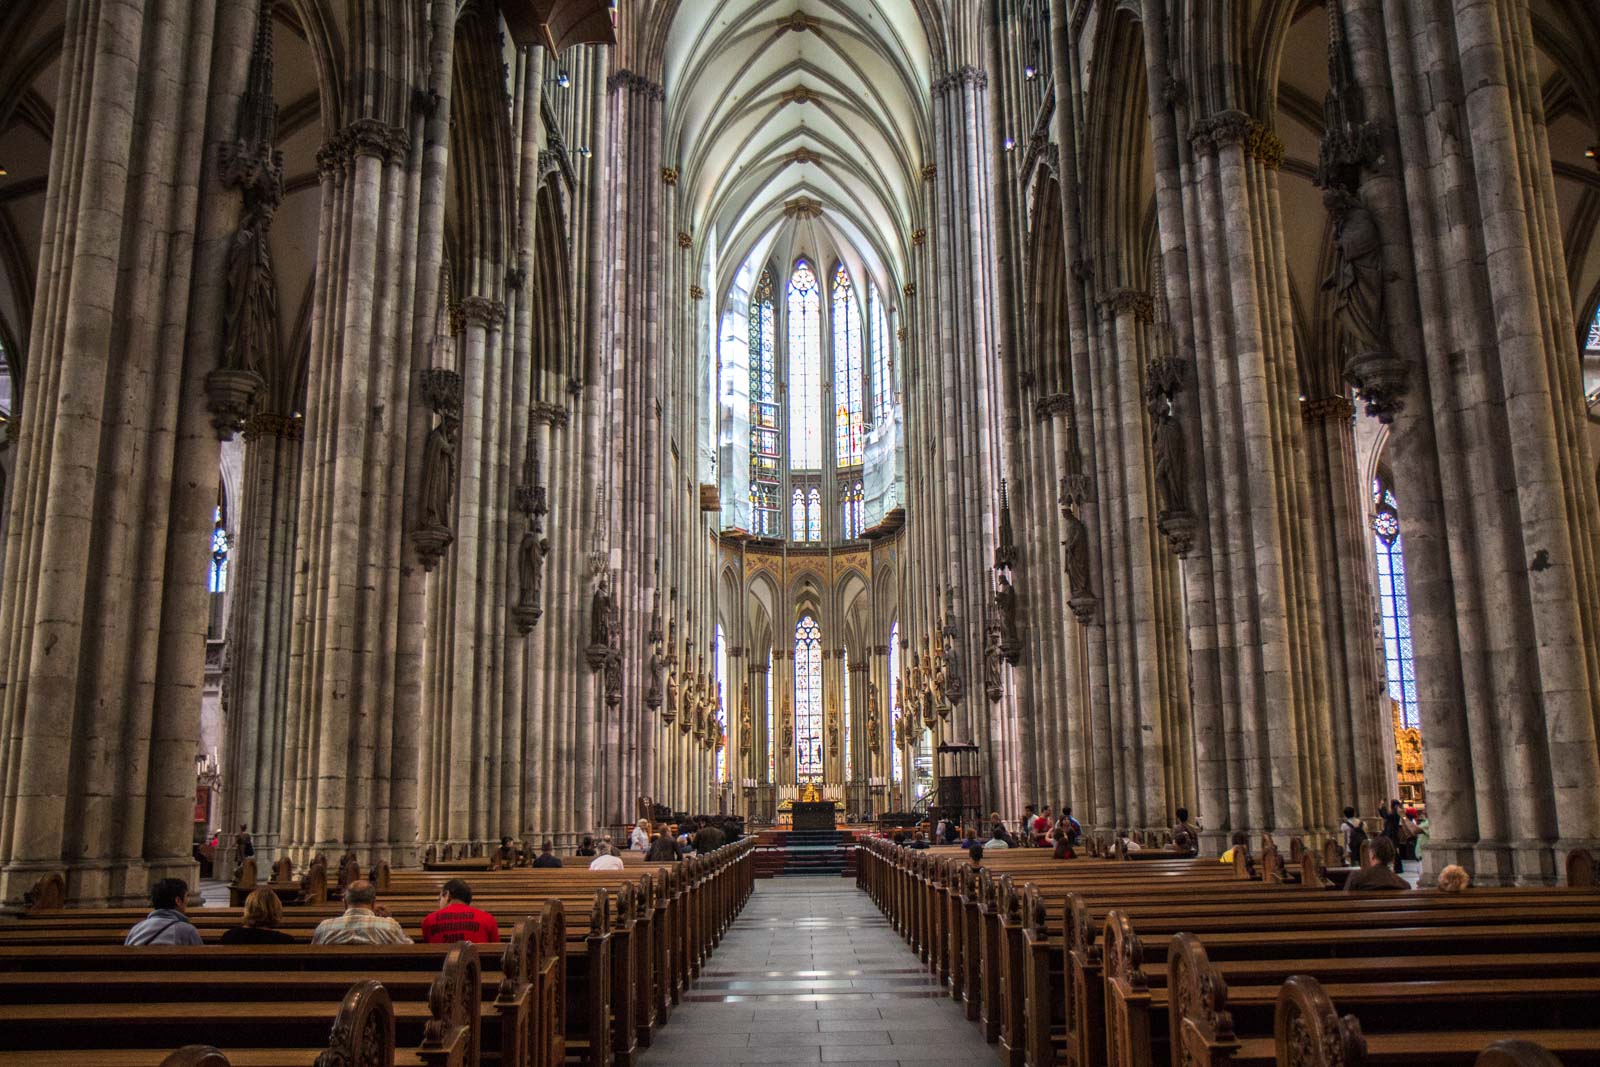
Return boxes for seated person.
[1171,807,1199,853]
[421,878,500,944]
[531,839,563,868]
[908,831,931,850]
[966,844,984,870]
[312,880,412,944]
[985,826,1011,850]
[574,836,597,858]
[221,887,297,944]
[959,825,981,849]
[1345,836,1410,892]
[125,878,203,946]
[1051,829,1075,860]
[490,836,517,870]
[1436,864,1471,893]
[589,846,626,871]
[646,833,681,862]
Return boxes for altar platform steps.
[753,828,859,879]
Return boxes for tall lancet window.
[795,615,824,781]
[209,504,230,594]
[715,625,728,783]
[791,488,807,541]
[840,479,864,539]
[833,263,865,466]
[748,268,779,536]
[888,623,901,785]
[807,487,822,541]
[788,260,823,470]
[869,283,891,426]
[1373,477,1418,730]
[1588,306,1600,351]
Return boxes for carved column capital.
[532,402,569,428]
[1300,395,1356,421]
[1034,392,1072,421]
[243,411,305,442]
[458,297,506,328]
[343,118,411,163]
[1100,288,1155,324]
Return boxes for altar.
[791,801,837,832]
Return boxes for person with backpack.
[1339,806,1367,866]
[1061,807,1082,848]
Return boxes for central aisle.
[637,879,1003,1065]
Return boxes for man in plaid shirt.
[311,880,412,944]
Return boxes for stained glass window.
[842,650,853,777]
[791,488,807,541]
[0,339,12,418]
[209,505,230,594]
[748,269,780,536]
[1588,306,1600,352]
[795,615,824,780]
[788,260,823,469]
[1373,478,1418,730]
[807,487,822,542]
[833,263,866,466]
[888,623,901,785]
[840,479,865,539]
[715,624,728,783]
[869,284,891,426]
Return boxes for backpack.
[1065,817,1082,845]
[1343,819,1368,862]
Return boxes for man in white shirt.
[589,847,625,871]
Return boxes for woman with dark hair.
[575,836,597,858]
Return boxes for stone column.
[281,98,429,862]
[0,0,256,906]
[1341,0,1600,881]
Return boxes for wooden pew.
[0,943,478,1067]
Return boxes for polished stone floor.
[637,878,1004,1066]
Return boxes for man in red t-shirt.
[420,879,501,945]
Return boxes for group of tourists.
[124,878,499,947]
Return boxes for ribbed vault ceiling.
[663,0,931,302]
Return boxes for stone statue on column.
[207,0,282,439]
[1316,0,1407,421]
[645,641,665,712]
[983,617,1004,704]
[588,576,613,659]
[1145,357,1198,556]
[512,478,549,635]
[940,587,965,705]
[412,367,463,572]
[994,571,1021,664]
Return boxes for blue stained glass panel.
[795,616,824,781]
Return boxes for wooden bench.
[0,942,482,1067]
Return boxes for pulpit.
[792,801,837,832]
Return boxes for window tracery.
[748,268,779,536]
[833,263,865,466]
[795,615,823,780]
[870,283,891,426]
[1373,477,1418,730]
[889,623,901,785]
[788,260,823,471]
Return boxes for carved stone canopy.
[500,0,618,52]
